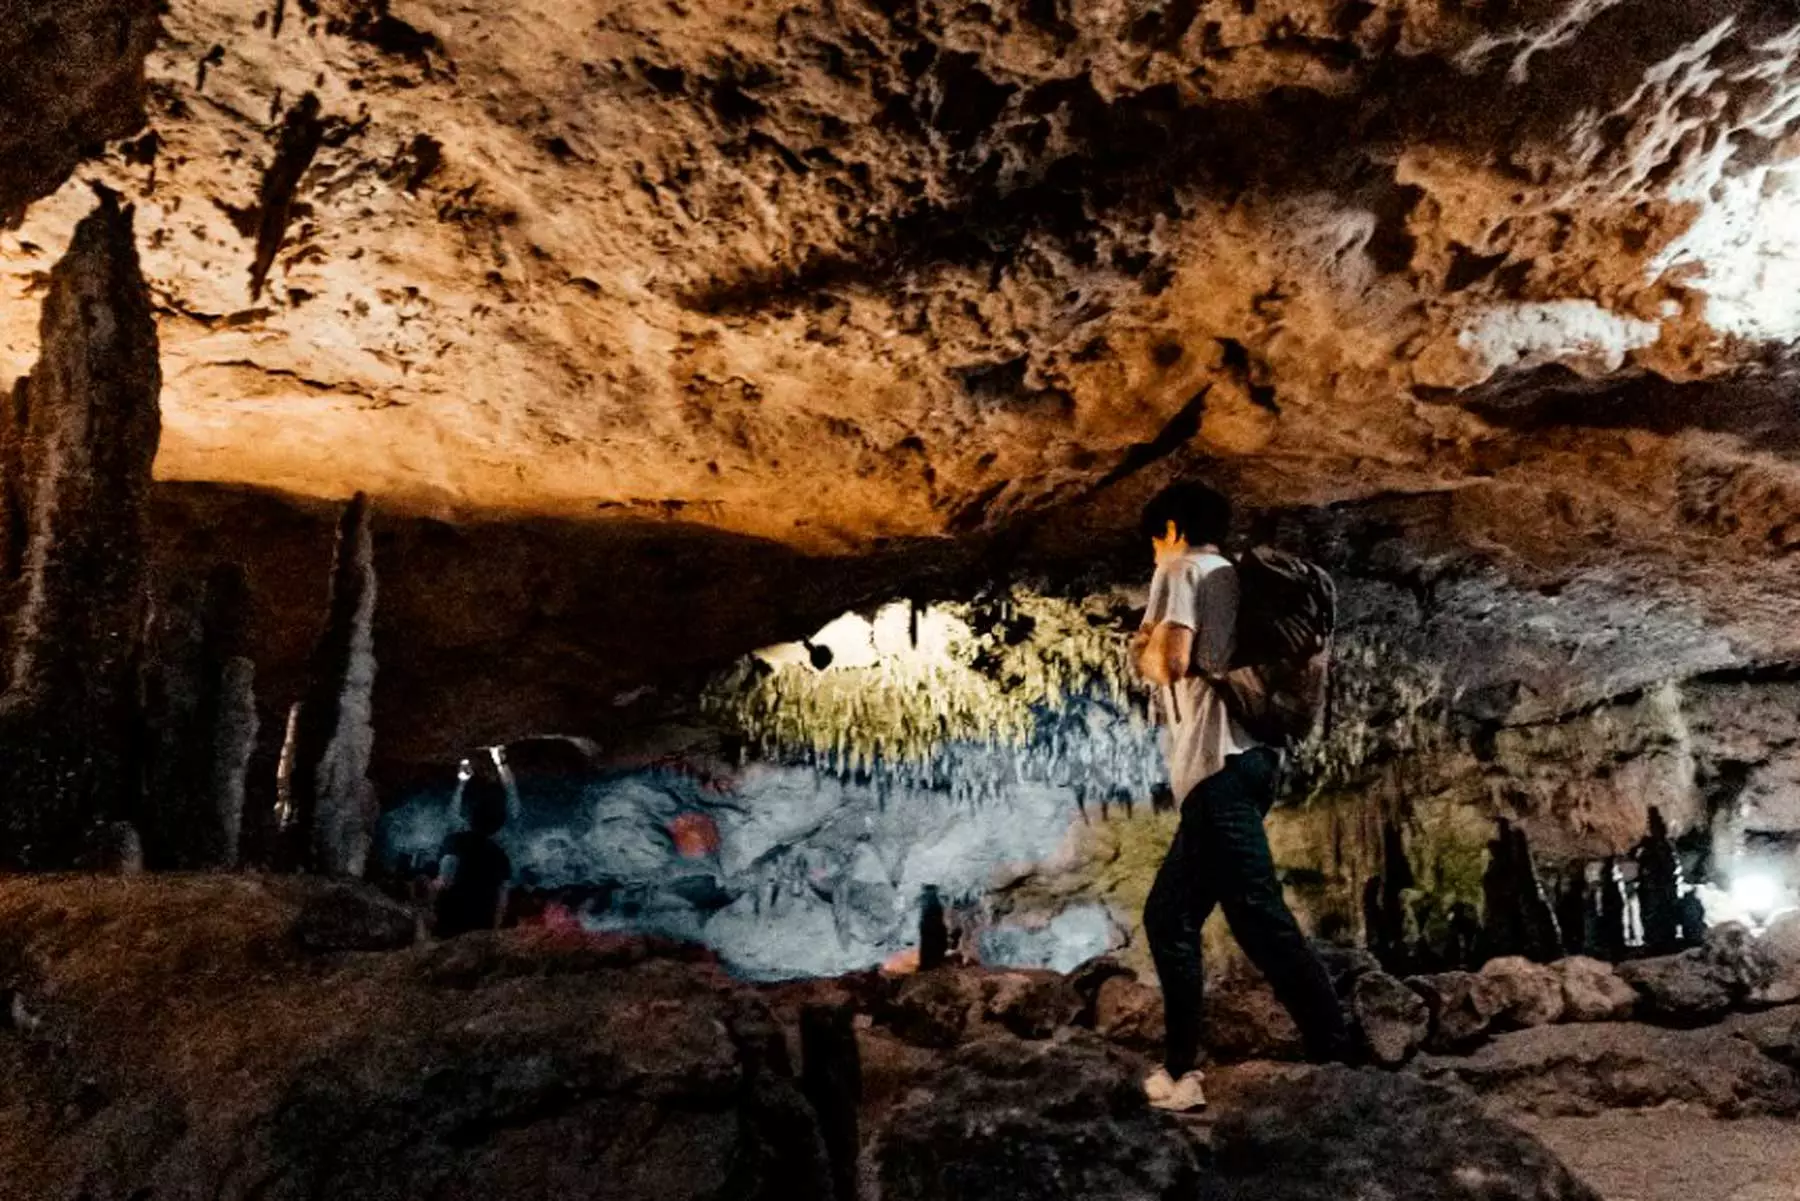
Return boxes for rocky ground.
[2,874,1797,1200]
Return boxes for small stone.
[1552,957,1637,1023]
[1093,974,1164,1053]
[1481,956,1566,1029]
[1408,971,1503,1051]
[1351,971,1430,1065]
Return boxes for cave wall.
[0,0,159,224]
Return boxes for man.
[1132,482,1348,1112]
[434,768,514,938]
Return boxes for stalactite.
[288,492,379,876]
[0,190,161,870]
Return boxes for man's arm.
[1135,621,1194,687]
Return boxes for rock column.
[285,492,378,876]
[801,1003,862,1201]
[0,191,161,869]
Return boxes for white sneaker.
[1144,1067,1207,1112]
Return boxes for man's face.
[1151,519,1188,566]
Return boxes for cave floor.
[1512,1111,1800,1201]
[1175,1061,1800,1201]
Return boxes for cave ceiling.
[4,0,1800,760]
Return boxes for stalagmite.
[919,885,949,971]
[141,563,258,868]
[0,190,161,870]
[287,492,379,876]
[800,1004,862,1201]
[198,564,259,867]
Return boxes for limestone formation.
[3,0,1800,771]
[799,1004,862,1201]
[0,191,161,870]
[142,562,259,869]
[285,492,378,876]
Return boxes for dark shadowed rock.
[0,0,160,223]
[1415,1018,1800,1118]
[1409,970,1504,1051]
[871,1033,1208,1201]
[983,969,1083,1040]
[1742,1011,1800,1070]
[290,881,419,953]
[884,966,1082,1047]
[1553,956,1639,1023]
[1482,956,1567,1029]
[1210,1067,1600,1201]
[1618,951,1736,1023]
[1206,975,1305,1062]
[1314,943,1382,998]
[1351,971,1430,1066]
[1069,954,1136,1020]
[0,874,827,1201]
[1094,974,1165,1053]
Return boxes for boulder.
[1415,1019,1800,1118]
[291,882,419,953]
[1211,1067,1599,1201]
[871,1033,1207,1201]
[1739,1009,1800,1070]
[1206,975,1305,1062]
[1750,913,1800,1007]
[1313,943,1382,998]
[1481,956,1567,1028]
[1093,974,1164,1053]
[0,874,834,1201]
[983,970,1083,1040]
[1552,956,1638,1022]
[884,967,1081,1048]
[1618,951,1734,1024]
[1702,922,1781,999]
[1068,954,1136,1021]
[1351,971,1430,1066]
[887,968,989,1049]
[1407,971,1503,1051]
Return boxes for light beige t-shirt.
[1144,548,1257,803]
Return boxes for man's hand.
[1135,623,1193,687]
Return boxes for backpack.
[1200,547,1336,748]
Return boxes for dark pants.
[1144,747,1348,1076]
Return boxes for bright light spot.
[1732,872,1785,919]
[1653,162,1800,344]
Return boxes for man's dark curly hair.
[1139,481,1232,547]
